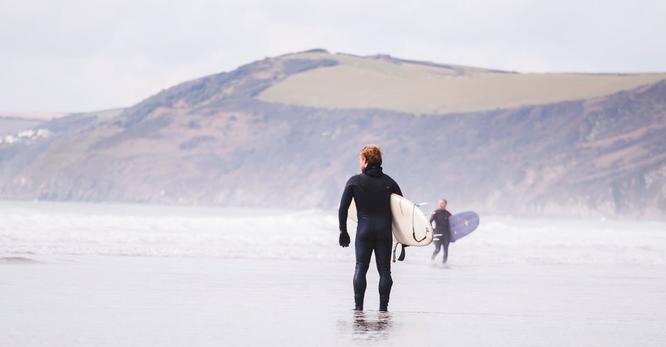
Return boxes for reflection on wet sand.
[352,310,393,341]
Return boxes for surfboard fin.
[392,242,407,262]
[398,245,406,261]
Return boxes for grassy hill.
[259,51,666,114]
[1,50,664,217]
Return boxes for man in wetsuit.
[430,199,452,263]
[338,145,402,312]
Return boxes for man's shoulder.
[345,174,361,186]
[381,172,399,185]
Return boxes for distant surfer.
[430,199,452,263]
[338,145,402,312]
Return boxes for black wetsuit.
[430,208,452,263]
[338,165,402,311]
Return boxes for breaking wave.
[1,202,665,266]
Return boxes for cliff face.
[1,51,665,217]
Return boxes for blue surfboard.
[448,211,480,242]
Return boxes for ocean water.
[2,201,665,265]
[1,201,665,346]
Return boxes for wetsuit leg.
[442,232,450,263]
[374,236,393,311]
[432,236,442,259]
[353,223,373,310]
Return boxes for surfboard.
[347,194,434,247]
[449,211,480,242]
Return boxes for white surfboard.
[347,194,434,247]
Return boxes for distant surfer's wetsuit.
[430,208,452,263]
[338,165,402,311]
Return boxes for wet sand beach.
[1,202,665,346]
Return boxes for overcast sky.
[1,0,665,113]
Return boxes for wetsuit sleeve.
[338,178,355,232]
[392,181,403,196]
[429,211,435,226]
